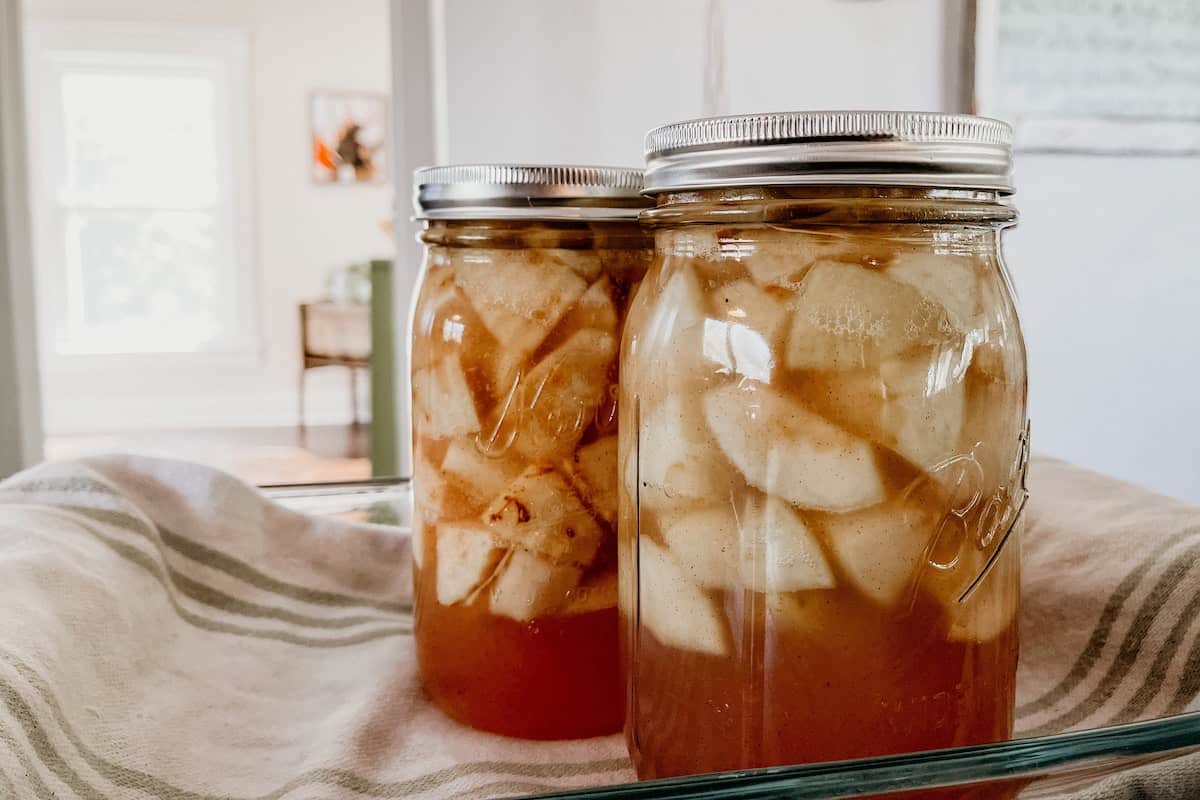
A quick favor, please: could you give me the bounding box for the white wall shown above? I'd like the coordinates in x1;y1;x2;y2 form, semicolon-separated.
23;0;393;432
440;0;705;166
439;0;947;165
435;0;1200;503
1004;156;1200;503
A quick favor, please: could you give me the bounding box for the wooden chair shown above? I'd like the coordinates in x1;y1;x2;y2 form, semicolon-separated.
298;301;370;429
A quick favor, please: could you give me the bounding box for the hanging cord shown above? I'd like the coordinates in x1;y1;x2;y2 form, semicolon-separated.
702;0;728;117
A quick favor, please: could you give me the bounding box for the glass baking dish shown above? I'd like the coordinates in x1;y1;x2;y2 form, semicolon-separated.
264;479;1200;799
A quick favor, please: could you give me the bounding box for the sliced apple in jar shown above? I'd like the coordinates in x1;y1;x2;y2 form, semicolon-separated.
798;357;966;473
452;248;589;388
412;354;482;440
636;394;734;511
411;266;464;370
880;357;967;472
886;252;982;332
634;269;707;374
562;436;618;527
441;437;524;514
481;466;606;568
434;522;505;606
413;448;448;524
703;382;885;512
820;498;937;606
488;549;583;622
637;538;729;656
709;280;791;346
658;506;739;588
741;496;836;592
784;260;955;371
413;451;448;570
563;275;619;336
700;318;776;384
661;497;835;593
680;227;860;289
512;328;616;463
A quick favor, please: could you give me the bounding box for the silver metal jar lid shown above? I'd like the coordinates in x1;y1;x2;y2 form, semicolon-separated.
413;164;651;221
643;111;1014;194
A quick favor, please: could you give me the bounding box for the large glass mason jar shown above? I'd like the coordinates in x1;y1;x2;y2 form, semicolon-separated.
620;113;1029;778
410;165;651;739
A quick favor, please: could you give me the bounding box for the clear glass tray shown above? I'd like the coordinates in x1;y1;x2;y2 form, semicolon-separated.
265;479;1200;800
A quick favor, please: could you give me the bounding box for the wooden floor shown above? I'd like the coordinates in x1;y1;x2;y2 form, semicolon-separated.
45;424;372;486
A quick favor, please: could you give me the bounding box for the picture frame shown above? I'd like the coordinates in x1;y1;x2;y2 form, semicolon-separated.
310;90;389;185
969;0;1200;155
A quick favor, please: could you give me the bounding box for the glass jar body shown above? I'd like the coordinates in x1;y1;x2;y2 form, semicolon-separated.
618;189;1028;778
411;219;649;739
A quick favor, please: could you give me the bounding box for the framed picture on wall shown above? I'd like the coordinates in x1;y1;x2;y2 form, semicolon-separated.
971;0;1200;154
310;91;389;184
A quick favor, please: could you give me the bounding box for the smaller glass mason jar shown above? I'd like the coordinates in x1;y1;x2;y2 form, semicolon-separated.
410;165;651;739
620;113;1029;780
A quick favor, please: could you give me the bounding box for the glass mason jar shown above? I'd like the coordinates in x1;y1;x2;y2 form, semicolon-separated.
410;165;651;739
620;112;1029;779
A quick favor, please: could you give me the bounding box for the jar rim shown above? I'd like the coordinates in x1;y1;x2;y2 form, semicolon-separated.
413;163;652;221
643;111;1015;195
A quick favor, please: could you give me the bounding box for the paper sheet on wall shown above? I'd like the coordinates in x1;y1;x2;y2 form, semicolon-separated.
978;0;1200;153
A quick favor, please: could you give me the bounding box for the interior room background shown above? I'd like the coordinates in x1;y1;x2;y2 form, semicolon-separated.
1;0;1196;504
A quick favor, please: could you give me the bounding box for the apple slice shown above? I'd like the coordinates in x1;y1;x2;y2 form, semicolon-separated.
625;268;709;411
638;269;707;357
822;499;936;605
658;506;738;588
411;451;439;570
562;436;618;527
441;437;524;513
412;266;463;370
481;466;606;567
797;359;966;472
662;497;835;592
413;448;448;523
453;249;588;387
741;496;836;592
784;261;953;371
412;355;482;440
488;549;583;622
703;383;885;512
700;318;776;384
565;276;619;336
741;229;861;289
435;522;505;606
511;328;616;462
637;394;733;510
710;280;790;345
548;249;603;282
675;227;861;289
959;367;1025;499
638;539;729;656
887;252;982;332
880;358;966;471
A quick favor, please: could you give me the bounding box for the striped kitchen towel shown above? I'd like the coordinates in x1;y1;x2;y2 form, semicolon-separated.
1017;458;1200;735
0;456;631;799
0;454;1196;799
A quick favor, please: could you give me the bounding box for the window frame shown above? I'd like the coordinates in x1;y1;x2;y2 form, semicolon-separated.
23;20;259;370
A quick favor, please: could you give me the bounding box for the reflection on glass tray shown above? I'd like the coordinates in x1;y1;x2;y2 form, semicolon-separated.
264;479;1200;800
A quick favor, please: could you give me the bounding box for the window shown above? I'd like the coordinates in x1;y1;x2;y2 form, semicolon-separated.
25;24;255;357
